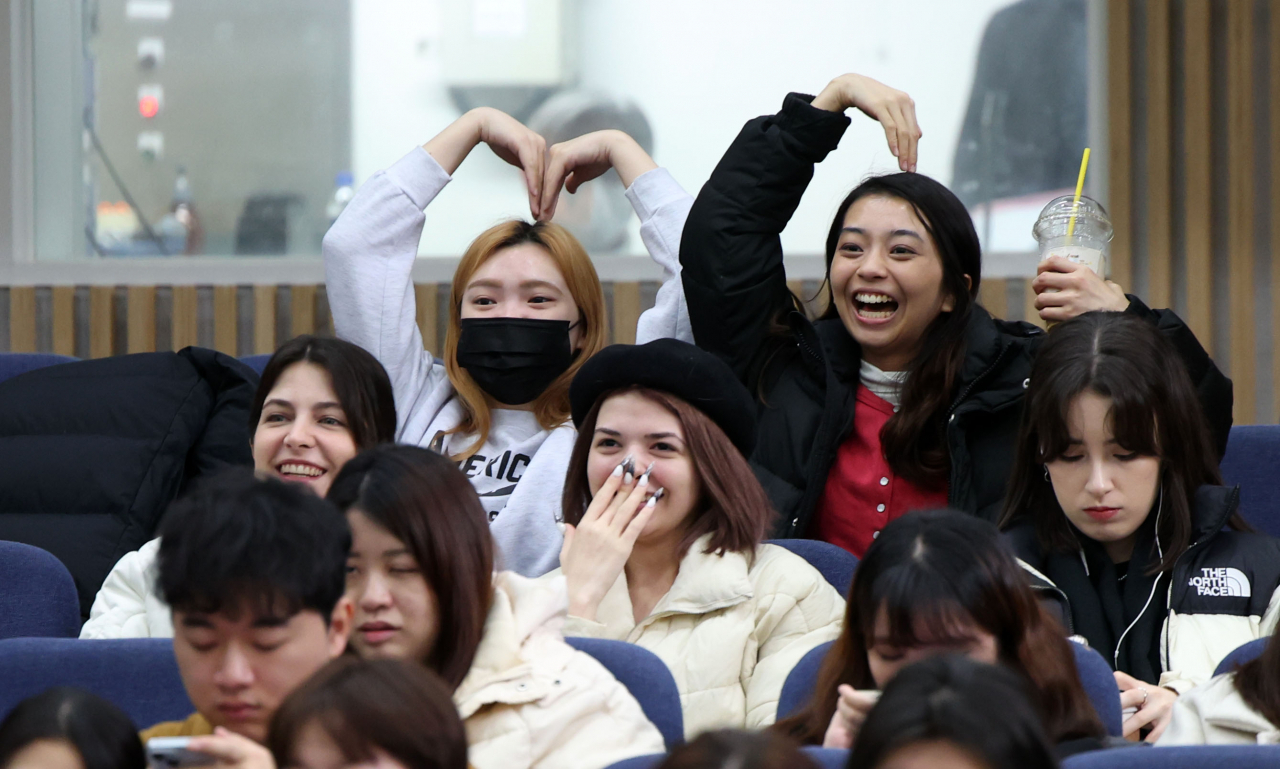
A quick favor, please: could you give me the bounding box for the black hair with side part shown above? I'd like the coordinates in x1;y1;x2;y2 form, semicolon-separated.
157;470;350;622
250;335;397;449
847;655;1059;769
0;687;144;769
821;173;981;488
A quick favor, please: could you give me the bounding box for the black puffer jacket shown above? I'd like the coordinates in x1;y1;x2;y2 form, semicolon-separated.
1009;485;1280;689
0;348;258;616
679;93;1233;538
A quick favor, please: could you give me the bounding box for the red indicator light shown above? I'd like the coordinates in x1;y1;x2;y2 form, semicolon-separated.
139;95;160;118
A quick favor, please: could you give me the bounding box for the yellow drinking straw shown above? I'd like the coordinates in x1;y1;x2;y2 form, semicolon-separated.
1066;147;1091;239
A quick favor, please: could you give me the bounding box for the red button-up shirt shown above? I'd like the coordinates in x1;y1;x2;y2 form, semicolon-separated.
815;385;948;557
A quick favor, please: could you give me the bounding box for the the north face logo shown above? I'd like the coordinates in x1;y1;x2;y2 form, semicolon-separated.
1188;567;1251;597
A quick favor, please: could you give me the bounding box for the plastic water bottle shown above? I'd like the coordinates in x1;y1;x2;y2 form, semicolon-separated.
326;172;355;228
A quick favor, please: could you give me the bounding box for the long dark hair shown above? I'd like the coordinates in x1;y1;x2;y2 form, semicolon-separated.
327;445;494;690
998;312;1244;574
251;335;397;449
775;510;1102;746
0;687;144;769
820;174;981;487
847;655;1060;769
562;386;775;559
1235;623;1280;728
268;657;467;769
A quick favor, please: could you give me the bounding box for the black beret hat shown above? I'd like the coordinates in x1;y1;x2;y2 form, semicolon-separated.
570;338;757;456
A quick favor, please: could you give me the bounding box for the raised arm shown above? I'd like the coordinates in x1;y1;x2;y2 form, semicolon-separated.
679;74;920;385
540;129;695;343
323;109;547;424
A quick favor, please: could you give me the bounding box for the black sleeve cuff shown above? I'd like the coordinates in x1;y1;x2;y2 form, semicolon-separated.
769;92;853;162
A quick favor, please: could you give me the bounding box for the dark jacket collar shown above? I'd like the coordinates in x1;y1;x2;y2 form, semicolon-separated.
1190;484;1242;542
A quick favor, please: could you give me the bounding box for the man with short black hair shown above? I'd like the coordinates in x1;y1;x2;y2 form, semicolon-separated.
141;472;352;766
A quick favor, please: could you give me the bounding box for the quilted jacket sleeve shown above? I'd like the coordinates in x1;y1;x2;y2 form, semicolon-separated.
80;538;164;639
743;549;846;728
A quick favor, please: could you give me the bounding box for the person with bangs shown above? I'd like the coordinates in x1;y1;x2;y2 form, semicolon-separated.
82;335;397;639
776;510;1105;758
329;443;666;769
677;72;1229;557
325;107;695;577
549;339;845;737
1000;312;1280;742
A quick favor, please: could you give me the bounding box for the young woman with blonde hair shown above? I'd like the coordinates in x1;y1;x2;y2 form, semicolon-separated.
325;108;693;576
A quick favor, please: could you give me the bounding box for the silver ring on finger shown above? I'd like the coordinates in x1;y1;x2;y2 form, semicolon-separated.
1138;687;1149;708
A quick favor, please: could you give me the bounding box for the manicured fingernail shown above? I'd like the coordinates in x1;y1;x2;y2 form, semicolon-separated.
637;462;655;486
653;488;665;502
644;495;658;508
622;456;635;476
624;472;634;485
612;463;624;477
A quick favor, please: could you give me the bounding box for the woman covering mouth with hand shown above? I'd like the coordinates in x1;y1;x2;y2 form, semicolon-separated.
81;335;398;640
1000;312;1280;743
548;338;845;738
677;72;1229;557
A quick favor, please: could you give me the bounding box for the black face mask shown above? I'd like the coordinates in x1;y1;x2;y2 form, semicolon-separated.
456;317;576;406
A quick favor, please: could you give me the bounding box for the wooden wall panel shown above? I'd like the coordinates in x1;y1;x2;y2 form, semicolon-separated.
1108;0;1133;290
1226;0;1256;423
172;286;199;350
9;287;36;353
1184;0;1213;352
414;283;438;354
978;278;1008;321
291;285;317;337
1145;0;1173;309
127;287;156;353
51;286;75;357
253;285;276;354
612;282;641;346
89;286;115;358
213;286;238;355
1272;0;1280;421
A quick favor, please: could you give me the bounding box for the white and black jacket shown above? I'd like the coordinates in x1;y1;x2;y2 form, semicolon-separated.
1009;485;1280;693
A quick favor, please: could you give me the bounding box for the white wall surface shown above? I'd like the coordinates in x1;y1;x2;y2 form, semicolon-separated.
352;0;1016;258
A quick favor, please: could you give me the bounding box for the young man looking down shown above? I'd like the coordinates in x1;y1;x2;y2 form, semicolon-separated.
141;472;353;768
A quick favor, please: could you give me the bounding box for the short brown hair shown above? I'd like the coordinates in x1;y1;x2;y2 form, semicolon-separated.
561;386;774;558
268;657;466;769
325;445;493;689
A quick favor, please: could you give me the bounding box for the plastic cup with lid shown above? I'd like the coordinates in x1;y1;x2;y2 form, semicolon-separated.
1032;194;1114;278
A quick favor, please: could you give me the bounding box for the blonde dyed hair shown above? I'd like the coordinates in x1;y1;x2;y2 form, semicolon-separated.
444;220;607;461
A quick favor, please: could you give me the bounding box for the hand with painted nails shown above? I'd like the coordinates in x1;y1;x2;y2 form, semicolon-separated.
811;73;922;173
560;455;662;622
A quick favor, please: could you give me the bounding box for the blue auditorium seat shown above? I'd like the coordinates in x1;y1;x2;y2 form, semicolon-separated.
1214;637;1268;677
0;541;81;640
238;353;273;375
0;353;77;384
1221;425;1280;537
565;637;684;750
0;638;193;730
767;539;858;595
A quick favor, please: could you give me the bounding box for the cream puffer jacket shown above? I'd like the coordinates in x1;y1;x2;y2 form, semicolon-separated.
80;538;173;639
546;536;845;738
457;571;666;769
1158;671;1280;745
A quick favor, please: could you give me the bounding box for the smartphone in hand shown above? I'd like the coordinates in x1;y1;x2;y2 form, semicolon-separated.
146;737;215;768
